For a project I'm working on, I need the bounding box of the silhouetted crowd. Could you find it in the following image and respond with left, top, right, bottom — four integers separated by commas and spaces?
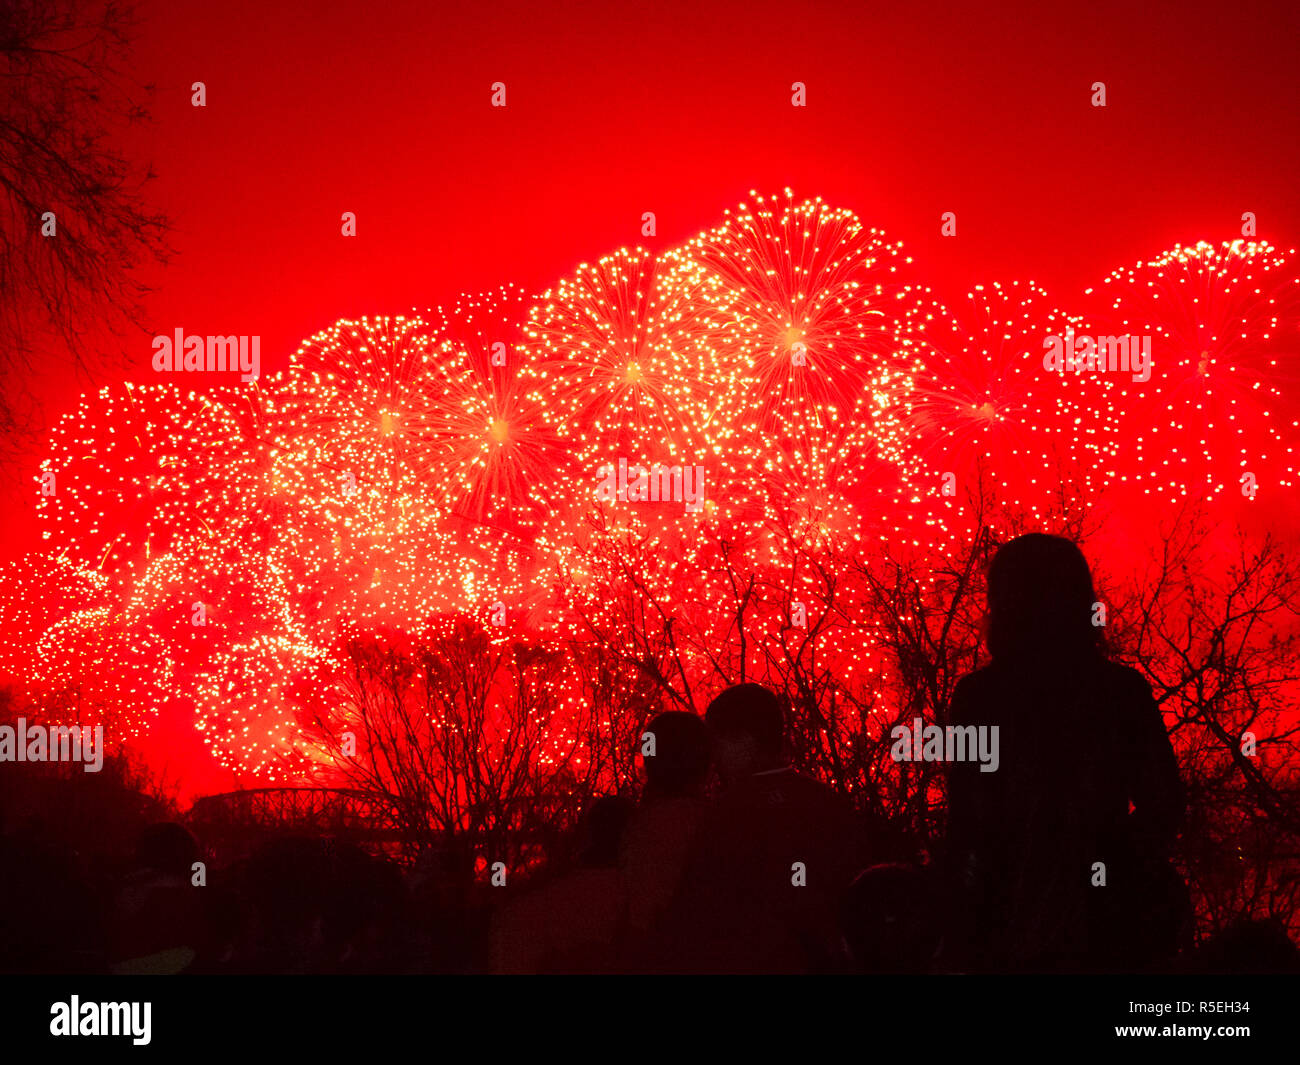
2, 535, 1298, 975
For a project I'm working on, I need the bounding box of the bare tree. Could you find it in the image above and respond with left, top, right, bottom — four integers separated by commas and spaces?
1105, 507, 1300, 938
298, 623, 598, 871
0, 0, 169, 450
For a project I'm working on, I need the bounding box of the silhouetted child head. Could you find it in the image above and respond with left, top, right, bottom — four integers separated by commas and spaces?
705, 683, 785, 781
987, 533, 1100, 662
840, 864, 939, 973
641, 710, 711, 799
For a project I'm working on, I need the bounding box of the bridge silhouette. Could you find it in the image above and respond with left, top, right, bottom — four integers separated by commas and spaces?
185, 786, 572, 867
187, 788, 406, 848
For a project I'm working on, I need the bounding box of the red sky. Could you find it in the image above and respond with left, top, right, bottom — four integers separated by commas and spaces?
5, 0, 1298, 798
7, 0, 1300, 539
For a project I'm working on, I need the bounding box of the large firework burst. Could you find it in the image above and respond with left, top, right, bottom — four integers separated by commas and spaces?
14, 201, 1300, 792
36, 382, 261, 573
682, 189, 921, 453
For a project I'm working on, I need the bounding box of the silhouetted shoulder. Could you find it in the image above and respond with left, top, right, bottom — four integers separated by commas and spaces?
948, 666, 1000, 724
955, 657, 1152, 697
1099, 660, 1155, 697
1093, 660, 1166, 729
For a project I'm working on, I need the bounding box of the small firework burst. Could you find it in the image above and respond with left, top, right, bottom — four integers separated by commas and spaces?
276, 315, 446, 497
0, 554, 113, 692
28, 605, 171, 740
419, 286, 568, 525
521, 247, 734, 471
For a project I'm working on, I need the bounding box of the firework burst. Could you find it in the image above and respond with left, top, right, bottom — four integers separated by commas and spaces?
275, 315, 447, 502
36, 382, 262, 574
898, 281, 1120, 526
192, 634, 338, 782
1087, 240, 1300, 500
521, 247, 738, 471
682, 190, 921, 455
417, 286, 569, 526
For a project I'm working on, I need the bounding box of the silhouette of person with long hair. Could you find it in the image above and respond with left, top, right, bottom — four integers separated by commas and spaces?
944, 533, 1185, 972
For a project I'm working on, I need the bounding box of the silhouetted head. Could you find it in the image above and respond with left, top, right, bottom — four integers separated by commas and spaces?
986, 534, 1100, 662
705, 683, 785, 781
575, 795, 634, 868
134, 822, 200, 877
641, 711, 711, 799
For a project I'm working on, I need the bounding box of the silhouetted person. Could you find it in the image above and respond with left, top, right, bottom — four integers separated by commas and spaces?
410, 843, 483, 973
242, 836, 336, 973
0, 817, 107, 973
840, 863, 941, 973
619, 711, 711, 937
655, 683, 866, 973
1183, 917, 1300, 974
183, 884, 248, 974
111, 822, 205, 974
944, 533, 1185, 973
489, 795, 633, 974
